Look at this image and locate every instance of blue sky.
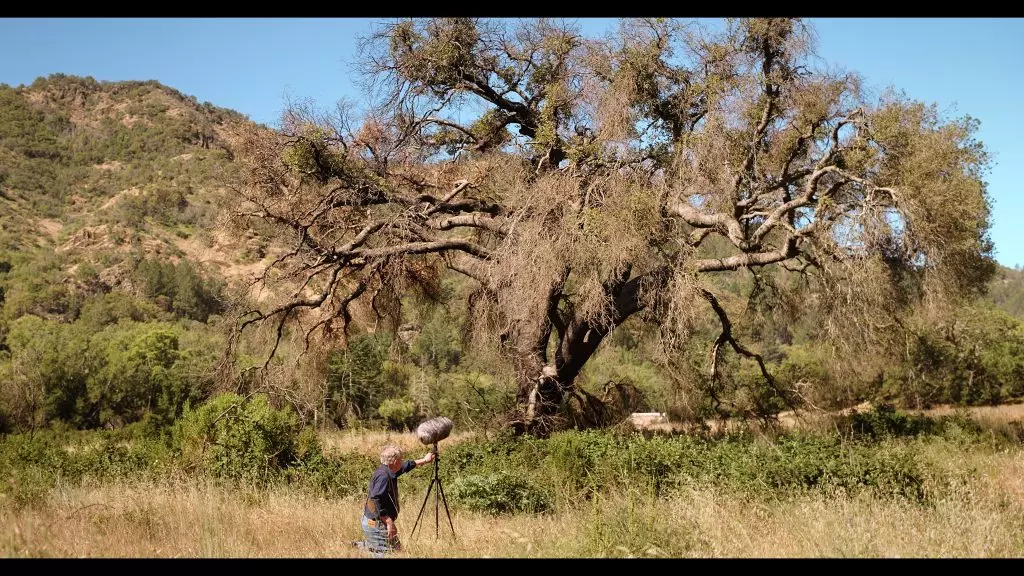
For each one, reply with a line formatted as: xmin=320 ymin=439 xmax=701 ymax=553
xmin=1 ymin=18 xmax=1021 ymax=268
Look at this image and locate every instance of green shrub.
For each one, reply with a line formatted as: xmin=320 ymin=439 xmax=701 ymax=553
xmin=843 ymin=404 xmax=945 ymax=439
xmin=173 ymin=393 xmax=300 ymax=486
xmin=377 ymin=397 xmax=417 ymax=431
xmin=543 ymin=429 xmax=617 ymax=498
xmin=444 ymin=428 xmax=938 ymax=506
xmin=0 ymin=426 xmax=171 ymax=509
xmin=287 ymin=450 xmax=376 ymax=499
xmin=284 ymin=427 xmax=378 ymax=498
xmin=450 ymin=471 xmax=551 ymax=515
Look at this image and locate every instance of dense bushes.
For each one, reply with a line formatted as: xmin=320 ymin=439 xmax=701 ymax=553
xmin=439 ymin=410 xmax=1015 ymax=510
xmin=173 ymin=393 xmax=302 ymax=485
xmin=1 ymin=399 xmax=1020 ymax=517
xmin=285 ymin=427 xmax=376 ymax=498
xmin=0 ymin=393 xmax=380 ymax=506
xmin=132 ymin=257 xmax=224 ymax=322
xmin=0 ymin=425 xmax=174 ymax=509
xmin=0 ymin=315 xmax=220 ymax=431
xmin=450 ymin=472 xmax=552 ymax=514
xmin=880 ymin=306 xmax=1024 ymax=407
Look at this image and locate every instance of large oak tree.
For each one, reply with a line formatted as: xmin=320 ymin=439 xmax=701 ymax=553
xmin=226 ymin=18 xmax=994 ymax=435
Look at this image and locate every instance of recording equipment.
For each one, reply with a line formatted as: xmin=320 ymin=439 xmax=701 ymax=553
xmin=411 ymin=416 xmax=456 ymax=541
xmin=416 ymin=416 xmax=454 ymax=446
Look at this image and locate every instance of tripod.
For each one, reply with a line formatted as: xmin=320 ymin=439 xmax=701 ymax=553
xmin=410 ymin=442 xmax=456 ymax=540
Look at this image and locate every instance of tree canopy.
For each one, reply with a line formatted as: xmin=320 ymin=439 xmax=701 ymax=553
xmin=227 ymin=18 xmax=995 ymax=436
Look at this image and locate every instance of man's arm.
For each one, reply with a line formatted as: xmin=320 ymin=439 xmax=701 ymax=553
xmin=413 ymin=452 xmax=436 ymax=467
xmin=382 ymin=515 xmax=397 ymax=539
xmin=396 ymin=452 xmax=435 ymax=477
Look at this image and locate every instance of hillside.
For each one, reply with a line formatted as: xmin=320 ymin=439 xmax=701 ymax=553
xmin=990 ymin=265 xmax=1024 ymax=319
xmin=0 ymin=74 xmax=292 ymax=322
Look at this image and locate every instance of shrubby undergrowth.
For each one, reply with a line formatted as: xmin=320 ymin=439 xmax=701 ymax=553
xmin=3 ymin=396 xmax=1017 ymax=515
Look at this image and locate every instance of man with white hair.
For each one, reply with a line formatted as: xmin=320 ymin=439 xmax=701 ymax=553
xmin=360 ymin=444 xmax=435 ymax=556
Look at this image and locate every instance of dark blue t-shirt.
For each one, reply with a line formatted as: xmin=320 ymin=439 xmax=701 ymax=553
xmin=363 ymin=459 xmax=415 ymax=521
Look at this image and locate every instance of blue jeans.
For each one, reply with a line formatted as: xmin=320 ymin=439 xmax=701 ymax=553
xmin=361 ymin=515 xmax=400 ymax=557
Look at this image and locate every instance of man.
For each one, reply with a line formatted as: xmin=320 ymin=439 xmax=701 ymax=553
xmin=360 ymin=444 xmax=435 ymax=556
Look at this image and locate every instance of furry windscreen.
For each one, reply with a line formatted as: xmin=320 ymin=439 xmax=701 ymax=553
xmin=416 ymin=416 xmax=454 ymax=445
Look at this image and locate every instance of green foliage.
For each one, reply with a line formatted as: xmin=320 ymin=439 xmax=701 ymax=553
xmin=377 ymin=397 xmax=417 ymax=431
xmin=0 ymin=248 xmax=81 ymax=322
xmin=834 ymin=404 xmax=1020 ymax=449
xmin=0 ymin=315 xmax=219 ymax=432
xmin=286 ymin=446 xmax=378 ymax=499
xmin=429 ymin=370 xmax=513 ymax=429
xmin=408 ymin=308 xmax=463 ymax=370
xmin=326 ymin=332 xmax=405 ymax=425
xmin=172 ymin=393 xmax=300 ymax=485
xmin=0 ymin=426 xmax=173 ymax=509
xmin=3 ymin=315 xmax=93 ymax=427
xmin=77 ymin=291 xmax=166 ymax=328
xmin=881 ymin=305 xmax=1024 ymax=407
xmin=132 ymin=257 xmax=224 ymax=322
xmin=543 ymin=429 xmax=616 ymax=498
xmin=579 ymin=347 xmax=667 ymax=412
xmin=450 ymin=471 xmax=552 ymax=515
xmin=774 ymin=345 xmax=832 ymax=391
xmin=279 ymin=426 xmax=379 ymax=498
xmin=88 ymin=322 xmax=214 ymax=428
xmin=443 ymin=427 xmax=949 ymax=507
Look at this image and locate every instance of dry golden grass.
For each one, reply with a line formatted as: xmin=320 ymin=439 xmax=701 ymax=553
xmin=5 ymin=406 xmax=1023 ymax=558
xmin=639 ymin=402 xmax=1024 ymax=437
xmin=916 ymin=403 xmax=1024 ymax=436
xmin=318 ymin=428 xmax=478 ymax=460
xmin=4 ymin=443 xmax=1023 ymax=558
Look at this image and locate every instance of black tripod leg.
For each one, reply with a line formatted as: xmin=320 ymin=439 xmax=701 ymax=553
xmin=410 ymin=478 xmax=435 ymax=538
xmin=436 ymin=478 xmax=457 ymax=538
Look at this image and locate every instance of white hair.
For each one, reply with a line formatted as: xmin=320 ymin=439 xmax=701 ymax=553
xmin=379 ymin=445 xmax=403 ymax=466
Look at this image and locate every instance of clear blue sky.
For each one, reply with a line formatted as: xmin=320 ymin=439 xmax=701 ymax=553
xmin=1 ymin=18 xmax=1021 ymax=268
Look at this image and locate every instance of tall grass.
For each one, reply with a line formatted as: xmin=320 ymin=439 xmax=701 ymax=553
xmin=2 ymin=445 xmax=1022 ymax=558
xmin=2 ymin=403 xmax=1023 ymax=557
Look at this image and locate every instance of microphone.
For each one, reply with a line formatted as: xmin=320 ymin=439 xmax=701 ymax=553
xmin=416 ymin=416 xmax=454 ymax=446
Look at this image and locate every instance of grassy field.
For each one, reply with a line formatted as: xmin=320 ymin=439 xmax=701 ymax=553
xmin=3 ymin=405 xmax=1024 ymax=558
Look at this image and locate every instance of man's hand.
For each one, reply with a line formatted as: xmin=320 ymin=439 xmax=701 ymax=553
xmin=386 ymin=521 xmax=397 ymax=540
xmin=414 ymin=451 xmax=436 ymax=466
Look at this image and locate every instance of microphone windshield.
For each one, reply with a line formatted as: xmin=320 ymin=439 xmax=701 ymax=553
xmin=416 ymin=416 xmax=454 ymax=445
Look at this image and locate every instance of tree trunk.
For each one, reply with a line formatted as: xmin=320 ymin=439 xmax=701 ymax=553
xmin=510 ymin=268 xmax=651 ymax=437
xmin=511 ymin=320 xmax=617 ymax=436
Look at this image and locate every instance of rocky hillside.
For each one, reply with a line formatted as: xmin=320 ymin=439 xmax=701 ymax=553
xmin=0 ymin=74 xmax=286 ymax=322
